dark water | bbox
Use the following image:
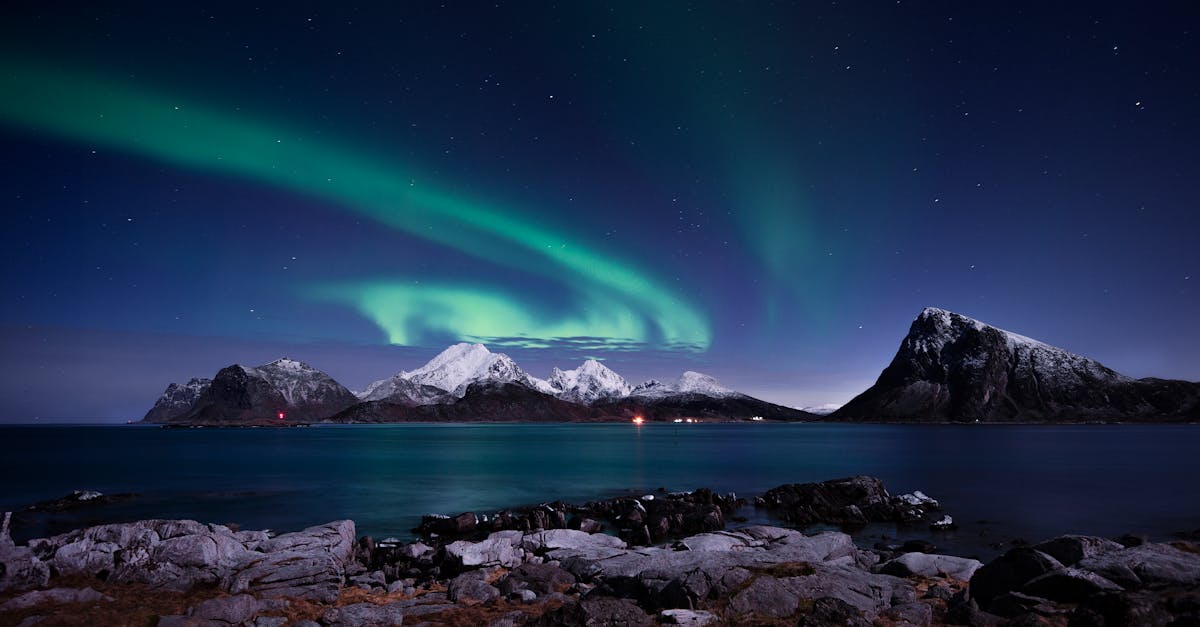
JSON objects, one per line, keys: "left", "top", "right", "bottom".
{"left": 2, "top": 423, "right": 1197, "bottom": 559}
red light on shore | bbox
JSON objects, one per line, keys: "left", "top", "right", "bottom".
{"left": 632, "top": 416, "right": 644, "bottom": 425}
{"left": 277, "top": 412, "right": 285, "bottom": 420}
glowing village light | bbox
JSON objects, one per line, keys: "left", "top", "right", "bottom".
{"left": 632, "top": 416, "right": 645, "bottom": 425}
{"left": 277, "top": 412, "right": 286, "bottom": 420}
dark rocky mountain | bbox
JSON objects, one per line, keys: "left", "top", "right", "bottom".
{"left": 142, "top": 358, "right": 358, "bottom": 425}
{"left": 832, "top": 307, "right": 1200, "bottom": 423}
{"left": 141, "top": 377, "right": 211, "bottom": 423}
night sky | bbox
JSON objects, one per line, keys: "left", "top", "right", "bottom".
{"left": 1, "top": 2, "right": 1197, "bottom": 421}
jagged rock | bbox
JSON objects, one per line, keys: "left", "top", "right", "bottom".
{"left": 929, "top": 514, "right": 956, "bottom": 530}
{"left": 190, "top": 594, "right": 259, "bottom": 623}
{"left": 1022, "top": 567, "right": 1122, "bottom": 602}
{"left": 969, "top": 548, "right": 1065, "bottom": 610}
{"left": 1075, "top": 542, "right": 1200, "bottom": 589}
{"left": 880, "top": 552, "right": 983, "bottom": 581}
{"left": 321, "top": 601, "right": 406, "bottom": 626}
{"left": 1032, "top": 535, "right": 1124, "bottom": 566}
{"left": 0, "top": 587, "right": 109, "bottom": 611}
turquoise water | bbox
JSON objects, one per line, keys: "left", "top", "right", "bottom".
{"left": 2, "top": 423, "right": 1198, "bottom": 558}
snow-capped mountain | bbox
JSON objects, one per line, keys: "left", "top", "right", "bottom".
{"left": 629, "top": 371, "right": 738, "bottom": 399}
{"left": 547, "top": 359, "right": 632, "bottom": 404}
{"left": 357, "top": 343, "right": 552, "bottom": 404}
{"left": 832, "top": 307, "right": 1200, "bottom": 423}
{"left": 142, "top": 377, "right": 212, "bottom": 423}
{"left": 141, "top": 358, "right": 358, "bottom": 423}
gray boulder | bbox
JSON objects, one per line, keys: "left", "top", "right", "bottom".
{"left": 224, "top": 550, "right": 344, "bottom": 602}
{"left": 522, "top": 528, "right": 626, "bottom": 554}
{"left": 1075, "top": 542, "right": 1200, "bottom": 589}
{"left": 1032, "top": 534, "right": 1124, "bottom": 566}
{"left": 499, "top": 562, "right": 576, "bottom": 596}
{"left": 880, "top": 552, "right": 983, "bottom": 581}
{"left": 728, "top": 576, "right": 800, "bottom": 618}
{"left": 446, "top": 530, "right": 523, "bottom": 569}
{"left": 448, "top": 571, "right": 501, "bottom": 605}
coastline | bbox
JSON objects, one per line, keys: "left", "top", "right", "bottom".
{"left": 3, "top": 477, "right": 1198, "bottom": 625}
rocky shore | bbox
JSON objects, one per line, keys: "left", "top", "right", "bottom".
{"left": 2, "top": 477, "right": 1198, "bottom": 626}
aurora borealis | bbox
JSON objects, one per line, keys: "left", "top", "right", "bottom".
{"left": 1, "top": 2, "right": 1198, "bottom": 420}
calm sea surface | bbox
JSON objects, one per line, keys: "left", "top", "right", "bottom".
{"left": 2, "top": 423, "right": 1197, "bottom": 559}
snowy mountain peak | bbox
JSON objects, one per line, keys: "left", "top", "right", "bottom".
{"left": 674, "top": 371, "right": 736, "bottom": 397}
{"left": 547, "top": 359, "right": 631, "bottom": 403}
{"left": 629, "top": 371, "right": 736, "bottom": 399}
{"left": 401, "top": 342, "right": 545, "bottom": 397}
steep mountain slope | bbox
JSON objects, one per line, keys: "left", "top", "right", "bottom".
{"left": 832, "top": 307, "right": 1200, "bottom": 423}
{"left": 141, "top": 378, "right": 212, "bottom": 423}
{"left": 357, "top": 343, "right": 551, "bottom": 403}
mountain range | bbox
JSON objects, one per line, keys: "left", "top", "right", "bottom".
{"left": 142, "top": 308, "right": 1200, "bottom": 425}
{"left": 141, "top": 343, "right": 808, "bottom": 425}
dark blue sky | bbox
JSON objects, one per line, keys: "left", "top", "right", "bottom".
{"left": 1, "top": 2, "right": 1197, "bottom": 421}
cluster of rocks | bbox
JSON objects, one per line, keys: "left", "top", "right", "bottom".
{"left": 412, "top": 488, "right": 743, "bottom": 548}
{"left": 4, "top": 476, "right": 1198, "bottom": 625}
{"left": 755, "top": 475, "right": 950, "bottom": 528}
{"left": 946, "top": 533, "right": 1200, "bottom": 625}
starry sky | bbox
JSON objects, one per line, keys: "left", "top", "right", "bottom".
{"left": 1, "top": 2, "right": 1197, "bottom": 421}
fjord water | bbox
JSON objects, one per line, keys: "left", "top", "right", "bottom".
{"left": 2, "top": 423, "right": 1197, "bottom": 558}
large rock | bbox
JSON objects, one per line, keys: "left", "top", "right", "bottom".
{"left": 445, "top": 530, "right": 523, "bottom": 569}
{"left": 447, "top": 571, "right": 501, "bottom": 605}
{"left": 1032, "top": 535, "right": 1124, "bottom": 566}
{"left": 25, "top": 518, "right": 355, "bottom": 602}
{"left": 969, "top": 548, "right": 1065, "bottom": 610}
{"left": 880, "top": 552, "right": 984, "bottom": 581}
{"left": 499, "top": 562, "right": 576, "bottom": 596}
{"left": 0, "top": 543, "right": 50, "bottom": 592}
{"left": 522, "top": 528, "right": 626, "bottom": 554}
{"left": 1075, "top": 542, "right": 1200, "bottom": 589}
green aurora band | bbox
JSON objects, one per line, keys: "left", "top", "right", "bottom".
{"left": 0, "top": 60, "right": 710, "bottom": 351}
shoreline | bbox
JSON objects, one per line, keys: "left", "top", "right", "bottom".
{"left": 3, "top": 476, "right": 1199, "bottom": 625}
